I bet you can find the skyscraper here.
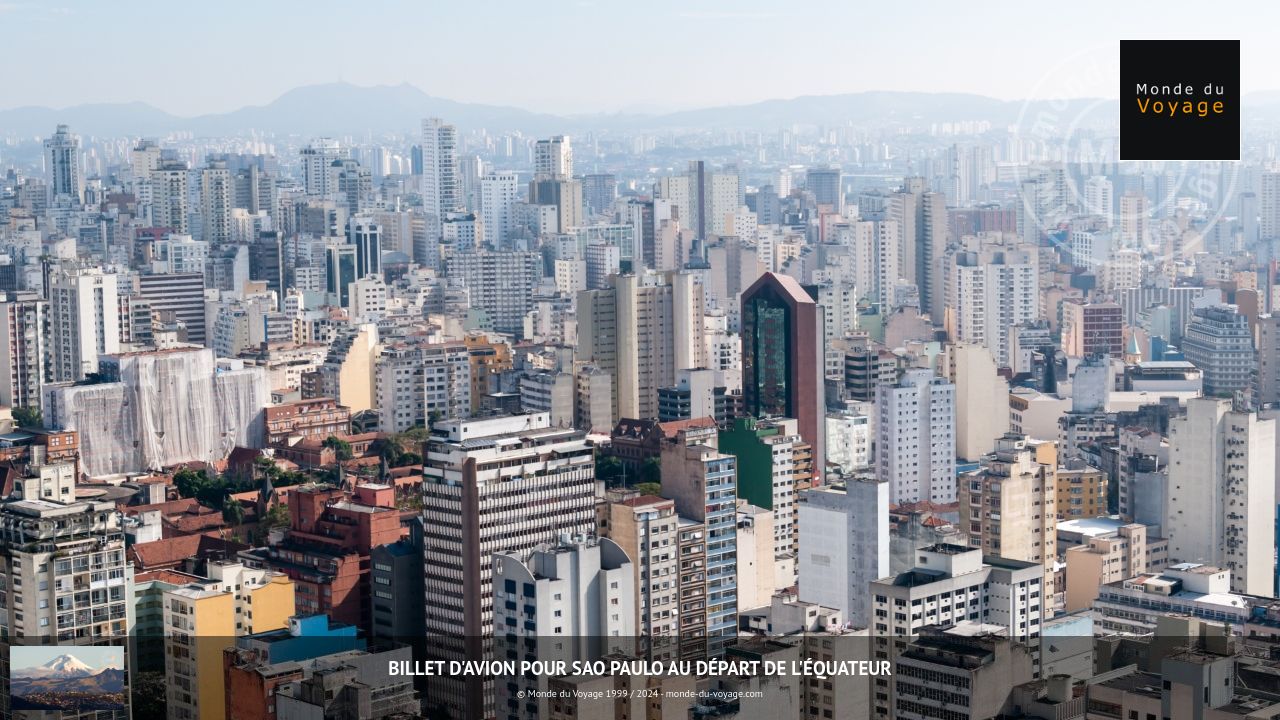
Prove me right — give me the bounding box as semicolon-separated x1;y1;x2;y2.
421;118;459;254
347;217;382;279
200;160;233;244
534;135;573;179
578;271;706;420
48;266;120;382
44;124;83;203
1164;398;1276;595
805;166;842;212
888;179;947;321
479;171;519;248
420;413;596;718
739;272;825;474
0;291;48;410
151;159;191;234
1182;304;1255;398
876;368;957;503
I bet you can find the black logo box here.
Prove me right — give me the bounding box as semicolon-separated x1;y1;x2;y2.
1120;39;1240;161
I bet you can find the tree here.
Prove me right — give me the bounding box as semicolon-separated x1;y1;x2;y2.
12;406;41;429
322;435;354;461
221;498;246;525
263;502;290;528
595;454;624;486
639;457;662;485
633;482;662;497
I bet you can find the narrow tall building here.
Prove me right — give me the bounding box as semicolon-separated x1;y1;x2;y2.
1164;397;1276;595
0;291;49;410
797;475;888;628
420;118;459;256
876;368;957;503
740;272;825;474
48;266;120;382
44;124;83;203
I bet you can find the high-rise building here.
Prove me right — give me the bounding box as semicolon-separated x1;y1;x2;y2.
658;423;738;654
534;135;573;179
479;171;519;248
299;137;344;196
958;434;1058;595
375;340;471;432
1164;397;1275;595
578;271;706;420
347;217;382;279
201;160;233;244
44;124;83;203
1256;314;1280;408
805;166;842;212
1084;175;1114;225
719;417;809;569
492;537;634;720
0;291;48;410
797;475;888;628
888;180;947;321
151;159;191;233
740;272;825;474
48;266;120;382
421;118;459;249
445;251;542;336
1063;522;1166;612
135;271;207;345
942;342;1011;462
876;368;957;504
420;413;596;718
582;173;617;216
1061;299;1124;359
945;233;1038;368
1182;304;1255;398
1261;171;1280;241
325;244;358;308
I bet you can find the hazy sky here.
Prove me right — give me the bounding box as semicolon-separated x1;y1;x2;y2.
0;0;1271;115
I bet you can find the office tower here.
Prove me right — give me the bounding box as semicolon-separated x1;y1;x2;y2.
1182;304;1255;398
528;176;584;233
325;243;358;307
658;423;738;654
942;342;1011;462
1165;397;1276;595
479;171;519;248
42;347;267;477
888;180;947;321
200;160;233;244
162;563;295;720
877;368;957;503
299;137;344;196
135;271;207;345
578;271;706;420
739;272;825;474
250;231;285;309
583;242;620;289
347;217;382;279
582;173;617;216
420;413;596;718
0;291;48;409
375;340;470;432
534;135;573;178
797;475;888;627
44;123;83;203
421;118;459;245
445;251;542;335
805;166;841;211
492;537;634;719
1061;299;1124;358
958;434;1057;594
333;157;371;212
151;159;191;233
1256;315;1280;408
869;545;1044;715
1084;175;1114;225
48;266;120;382
945;234;1038;368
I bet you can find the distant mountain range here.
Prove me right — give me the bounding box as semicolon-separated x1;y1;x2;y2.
11;654;125;697
5;83;1280;139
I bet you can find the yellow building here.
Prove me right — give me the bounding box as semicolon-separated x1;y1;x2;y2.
162;561;295;720
1056;464;1108;519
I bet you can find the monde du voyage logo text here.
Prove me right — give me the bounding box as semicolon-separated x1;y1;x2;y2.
1120;40;1240;161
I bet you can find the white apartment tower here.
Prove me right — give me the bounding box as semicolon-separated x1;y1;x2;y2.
48;266;120;382
421;118;459;245
1164;397;1276;596
876;368;957;504
945;234;1038;368
0;292;49;410
797;475;889;628
479;171;519;248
